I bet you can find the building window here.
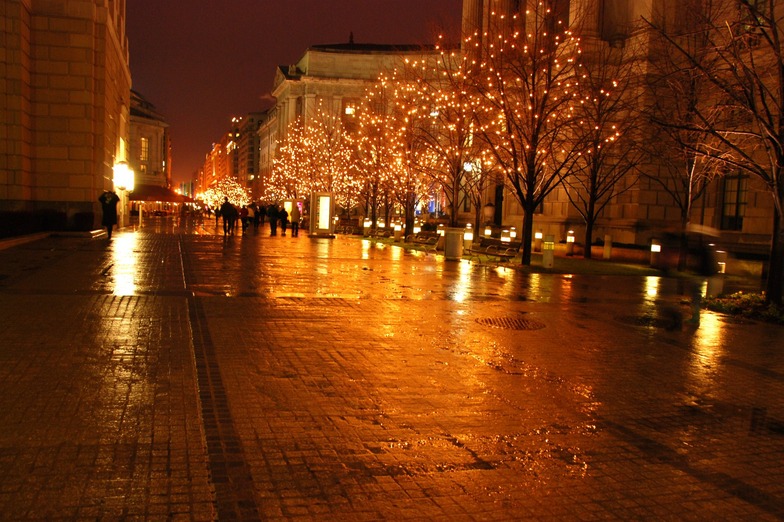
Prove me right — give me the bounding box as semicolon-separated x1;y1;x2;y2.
140;137;149;162
720;174;748;231
342;99;359;118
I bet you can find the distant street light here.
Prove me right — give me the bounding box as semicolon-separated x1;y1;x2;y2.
112;161;135;229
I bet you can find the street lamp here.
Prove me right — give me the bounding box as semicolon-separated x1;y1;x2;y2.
112;161;134;229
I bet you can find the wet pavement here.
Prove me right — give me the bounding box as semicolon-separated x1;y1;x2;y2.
0;217;783;520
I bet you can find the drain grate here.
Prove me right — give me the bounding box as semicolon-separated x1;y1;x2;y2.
476;316;546;331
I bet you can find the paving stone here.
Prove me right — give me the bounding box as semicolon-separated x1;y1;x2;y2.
0;219;781;519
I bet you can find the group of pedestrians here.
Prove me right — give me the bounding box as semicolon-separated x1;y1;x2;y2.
265;202;300;237
214;198;300;237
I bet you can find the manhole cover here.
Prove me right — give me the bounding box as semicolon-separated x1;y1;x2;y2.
476;317;546;330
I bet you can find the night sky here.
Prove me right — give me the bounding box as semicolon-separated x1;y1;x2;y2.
126;0;463;184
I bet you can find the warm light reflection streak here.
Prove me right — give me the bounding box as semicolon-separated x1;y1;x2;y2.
112;233;138;296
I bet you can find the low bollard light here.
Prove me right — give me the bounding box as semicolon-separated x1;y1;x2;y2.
566;230;575;256
363;218;372;236
603;234;612;260
543;235;555;268
464;224;474;250
650;239;661;267
484;225;492;237
534;230;543;252
501;229;511;243
716;249;727;274
394;222;402;242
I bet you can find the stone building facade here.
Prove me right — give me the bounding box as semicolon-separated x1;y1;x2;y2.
462;0;774;253
129;90;170;188
0;0;131;234
255;43;442;201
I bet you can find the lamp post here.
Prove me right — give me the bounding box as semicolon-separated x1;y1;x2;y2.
112;161;134;229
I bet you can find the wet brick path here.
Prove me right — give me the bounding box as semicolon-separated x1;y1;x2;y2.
0;219;783;520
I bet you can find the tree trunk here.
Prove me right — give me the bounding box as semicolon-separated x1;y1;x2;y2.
765;205;783;305
583;219;594;259
520;206;535;266
404;192;417;238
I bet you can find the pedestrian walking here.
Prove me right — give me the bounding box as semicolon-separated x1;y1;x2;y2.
267;204;278;236
251;202;260;230
240;205;249;234
220;197;237;235
290;203;300;237
97;190;120;240
246;205;256;233
279;206;289;236
258;204;266;227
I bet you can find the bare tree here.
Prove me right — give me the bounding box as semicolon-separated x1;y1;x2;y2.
646;0;784;304
643;10;727;270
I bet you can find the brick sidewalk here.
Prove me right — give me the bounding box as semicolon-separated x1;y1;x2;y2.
0;225;782;520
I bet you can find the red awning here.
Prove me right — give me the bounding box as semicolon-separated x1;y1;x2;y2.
129;184;194;203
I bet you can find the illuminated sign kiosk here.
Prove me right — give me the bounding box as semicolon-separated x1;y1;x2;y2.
309;192;335;238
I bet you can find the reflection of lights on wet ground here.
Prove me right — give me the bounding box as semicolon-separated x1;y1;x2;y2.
689;313;725;387
559;274;574;304
450;260;473;302
644;276;660;300
390;245;403;261
112;233;138;296
529;273;542;297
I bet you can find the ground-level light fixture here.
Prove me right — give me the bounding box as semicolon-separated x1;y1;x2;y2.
534;230;543;252
566;230;575;256
463;224;474;242
650;238;661;267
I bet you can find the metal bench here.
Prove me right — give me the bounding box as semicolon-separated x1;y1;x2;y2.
406;233;440;253
468;237;521;263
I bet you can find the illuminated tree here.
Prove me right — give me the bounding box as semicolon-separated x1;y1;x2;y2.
566;44;642;259
271;106;359;210
269;118;309;200
356;68;437;236
402;44;487;228
385;66;443;235
200;176;251;209
354;75;400;227
470;3;585;265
